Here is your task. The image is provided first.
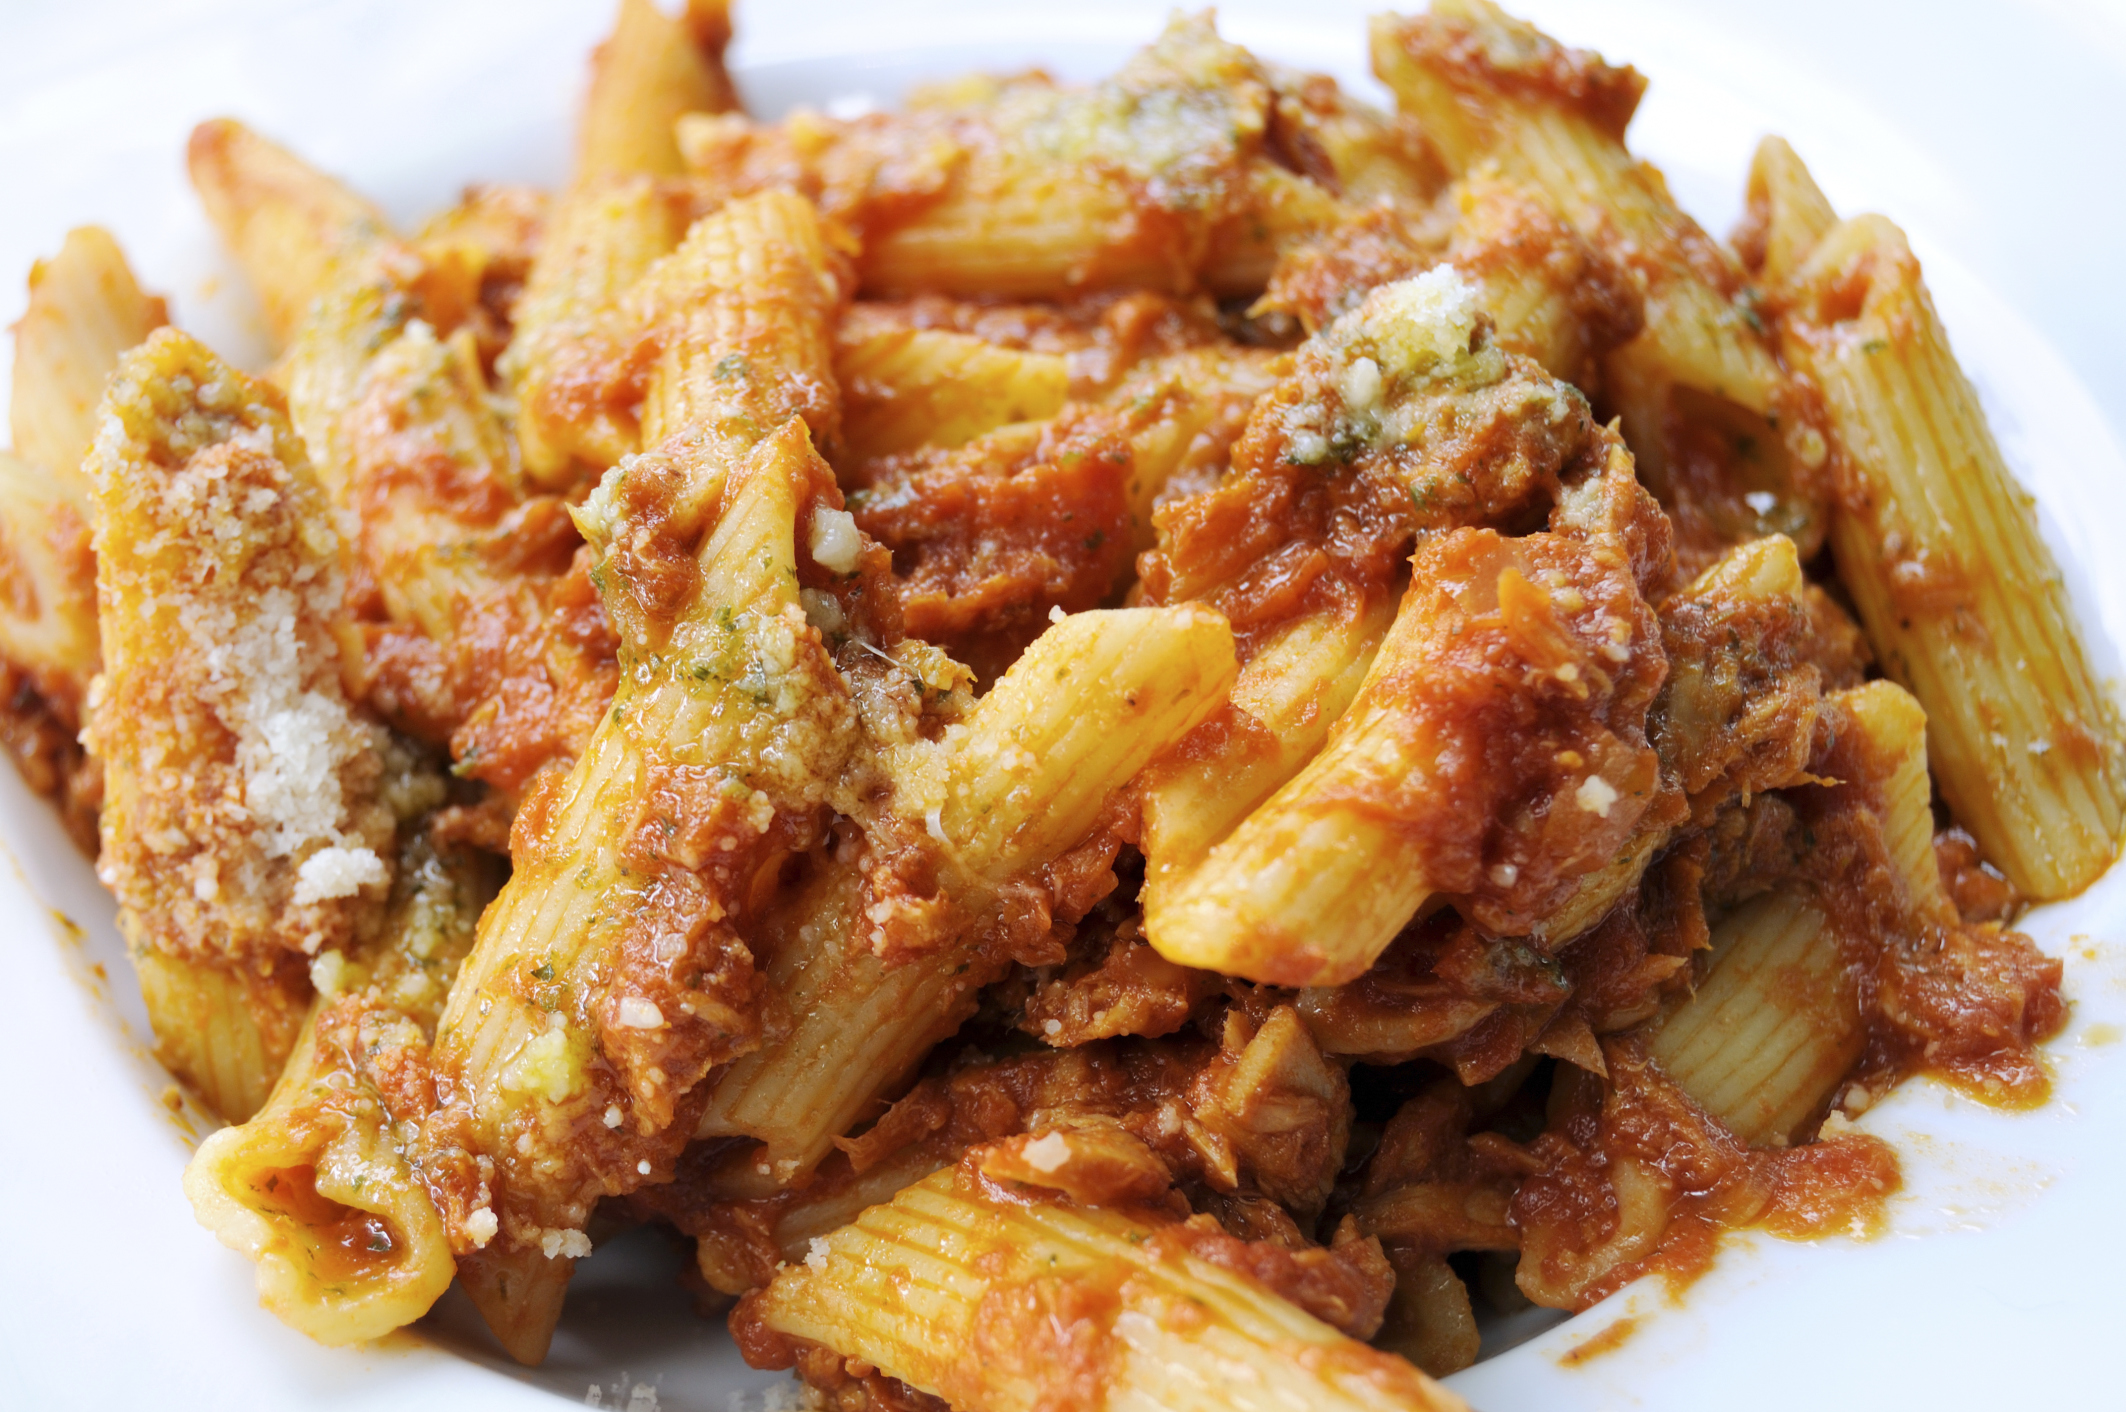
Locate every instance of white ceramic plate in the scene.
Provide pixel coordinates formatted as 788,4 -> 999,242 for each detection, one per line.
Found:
3,2 -> 2124,1407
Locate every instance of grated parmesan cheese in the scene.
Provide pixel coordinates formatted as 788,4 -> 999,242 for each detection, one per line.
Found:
1279,267 -> 1507,466
308,948 -> 356,998
539,1227 -> 593,1260
616,996 -> 666,1029
808,507 -> 863,575
292,845 -> 387,905
503,1024 -> 579,1104
1021,1130 -> 1073,1173
1575,775 -> 1619,817
463,1207 -> 499,1248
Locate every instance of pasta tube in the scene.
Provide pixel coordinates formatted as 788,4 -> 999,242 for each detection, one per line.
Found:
502,0 -> 739,484
1139,593 -> 1396,925
187,119 -> 390,350
577,0 -> 737,181
433,415 -> 852,1362
837,324 -> 1071,461
1643,888 -> 1854,1148
504,176 -> 692,483
414,193 -> 847,1362
10,226 -> 169,481
1734,135 -> 1838,291
679,14 -> 1361,301
191,121 -> 442,526
85,329 -> 399,1119
341,321 -> 620,798
0,228 -> 169,840
0,452 -> 99,728
183,831 -> 487,1345
620,190 -> 843,455
0,228 -> 168,845
1785,214 -> 2125,897
131,950 -> 311,1128
735,1160 -> 1466,1412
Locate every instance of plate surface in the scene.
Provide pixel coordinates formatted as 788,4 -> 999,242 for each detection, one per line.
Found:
2,2 -> 2123,1408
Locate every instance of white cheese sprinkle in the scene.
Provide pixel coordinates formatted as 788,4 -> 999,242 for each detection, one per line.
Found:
463,1207 -> 498,1248
616,996 -> 665,1029
1339,355 -> 1383,411
539,1227 -> 593,1260
291,845 -> 386,905
1022,1131 -> 1073,1174
808,507 -> 862,575
1575,775 -> 1619,817
308,949 -> 352,999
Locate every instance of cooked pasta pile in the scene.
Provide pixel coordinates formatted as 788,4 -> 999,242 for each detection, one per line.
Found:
2,1 -> 2116,1406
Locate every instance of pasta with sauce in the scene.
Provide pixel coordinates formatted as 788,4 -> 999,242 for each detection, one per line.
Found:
0,1 -> 2112,1407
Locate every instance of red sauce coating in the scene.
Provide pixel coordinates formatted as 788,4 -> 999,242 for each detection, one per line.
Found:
850,410 -> 1136,676
1510,1039 -> 1901,1311
245,1164 -> 400,1287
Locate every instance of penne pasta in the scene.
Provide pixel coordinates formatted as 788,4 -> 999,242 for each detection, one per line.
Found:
85,329 -> 402,1120
10,225 -> 169,482
411,192 -> 848,1362
620,190 -> 843,454
430,414 -> 852,1362
0,452 -> 99,727
13,5 -> 2108,1396
183,829 -> 489,1344
836,324 -> 1071,461
734,1152 -> 1467,1412
187,119 -> 391,351
502,0 -> 740,487
0,227 -> 168,846
577,0 -> 738,182
503,177 -> 693,484
1644,887 -> 1855,1148
340,321 -> 618,795
1734,135 -> 1838,292
678,14 -> 1372,302
1784,212 -> 2125,897
133,948 -> 311,1127
410,182 -> 549,372
1140,592 -> 1396,928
